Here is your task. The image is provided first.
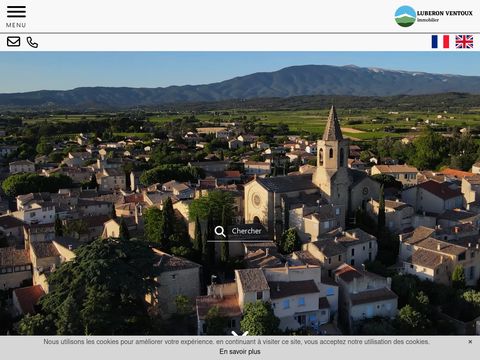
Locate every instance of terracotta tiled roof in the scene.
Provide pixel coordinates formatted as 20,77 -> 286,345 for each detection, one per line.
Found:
13,285 -> 45,314
0,247 -> 31,267
30,241 -> 60,259
196,295 -> 242,320
418,180 -> 461,200
269,280 -> 319,299
350,288 -> 397,306
236,268 -> 269,292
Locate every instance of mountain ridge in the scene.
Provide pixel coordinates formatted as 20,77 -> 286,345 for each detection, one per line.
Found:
1,64 -> 480,110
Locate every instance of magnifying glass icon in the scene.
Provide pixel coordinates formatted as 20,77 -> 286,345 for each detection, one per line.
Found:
214,225 -> 226,238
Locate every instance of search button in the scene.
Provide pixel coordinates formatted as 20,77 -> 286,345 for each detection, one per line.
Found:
214,225 -> 226,238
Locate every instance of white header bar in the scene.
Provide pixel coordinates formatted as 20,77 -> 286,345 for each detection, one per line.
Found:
1,0 -> 479,33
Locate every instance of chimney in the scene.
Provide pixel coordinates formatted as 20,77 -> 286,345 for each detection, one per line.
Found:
437,244 -> 442,251
265,248 -> 270,258
68,244 -> 73,250
276,283 -> 280,292
454,226 -> 460,234
361,263 -> 366,271
477,244 -> 480,250
386,277 -> 392,290
468,243 -> 472,248
353,277 -> 358,294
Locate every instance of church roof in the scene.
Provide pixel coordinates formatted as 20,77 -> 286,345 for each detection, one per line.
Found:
322,106 -> 343,141
256,174 -> 316,193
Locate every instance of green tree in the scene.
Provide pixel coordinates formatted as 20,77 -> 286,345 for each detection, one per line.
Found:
54,215 -> 63,237
396,305 -> 430,335
193,216 -> 203,253
86,173 -> 98,190
240,301 -> 280,335
377,184 -> 385,232
452,265 -> 466,289
278,228 -> 301,254
189,190 -> 234,224
220,206 -> 229,263
18,314 -> 55,335
119,218 -> 130,240
36,141 -> 53,156
411,127 -> 448,170
205,306 -> 228,335
2,173 -> 73,197
18,238 -> 158,335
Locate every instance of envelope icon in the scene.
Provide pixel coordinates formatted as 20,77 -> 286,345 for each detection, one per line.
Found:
7,36 -> 21,47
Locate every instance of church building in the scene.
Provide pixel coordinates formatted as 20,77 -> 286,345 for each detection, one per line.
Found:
244,106 -> 380,238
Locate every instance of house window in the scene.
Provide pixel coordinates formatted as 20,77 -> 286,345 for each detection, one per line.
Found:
329,148 -> 334,158
282,299 -> 290,309
256,291 -> 263,300
351,259 -> 355,266
340,148 -> 345,166
328,258 -> 332,265
369,242 -> 372,249
335,208 -> 340,216
458,252 -> 466,261
298,297 -> 305,306
326,287 -> 335,296
469,266 -> 475,280
351,248 -> 355,256
319,148 -> 324,166
320,310 -> 326,316
228,319 -> 236,328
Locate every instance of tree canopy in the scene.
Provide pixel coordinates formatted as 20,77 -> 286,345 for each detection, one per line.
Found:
189,190 -> 234,223
240,301 -> 280,335
2,173 -> 73,197
140,164 -> 204,185
18,238 -> 159,335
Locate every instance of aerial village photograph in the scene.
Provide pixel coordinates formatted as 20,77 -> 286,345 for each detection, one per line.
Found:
1,51 -> 480,336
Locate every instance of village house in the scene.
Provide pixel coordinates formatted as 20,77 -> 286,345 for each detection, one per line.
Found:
0,144 -> 18,158
302,228 -> 378,277
146,248 -> 202,316
196,265 -> 338,334
371,164 -> 419,187
12,284 -> 45,316
289,203 -> 342,242
0,215 -> 25,243
366,199 -> 414,234
461,175 -> 480,210
0,246 -> 32,290
399,227 -> 480,286
402,180 -> 463,215
334,264 -> 397,332
9,160 -> 35,174
12,193 -> 55,225
243,161 -> 271,176
96,168 -> 126,191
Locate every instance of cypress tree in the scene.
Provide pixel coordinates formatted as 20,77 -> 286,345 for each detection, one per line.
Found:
378,184 -> 386,232
193,216 -> 202,252
220,206 -> 229,263
55,215 -> 63,237
119,218 -> 130,240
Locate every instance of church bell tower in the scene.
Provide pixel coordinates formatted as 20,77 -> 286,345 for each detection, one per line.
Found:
313,106 -> 351,225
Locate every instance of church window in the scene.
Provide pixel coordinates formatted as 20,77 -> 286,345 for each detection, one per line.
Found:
340,148 -> 345,166
329,148 -> 334,158
319,148 -> 324,166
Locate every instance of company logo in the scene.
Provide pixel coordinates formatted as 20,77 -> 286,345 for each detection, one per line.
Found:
395,5 -> 417,27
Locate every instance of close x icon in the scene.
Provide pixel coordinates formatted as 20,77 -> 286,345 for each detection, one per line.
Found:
6,5 -> 26,18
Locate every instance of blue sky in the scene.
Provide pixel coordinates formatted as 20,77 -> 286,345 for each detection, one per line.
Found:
0,52 -> 479,93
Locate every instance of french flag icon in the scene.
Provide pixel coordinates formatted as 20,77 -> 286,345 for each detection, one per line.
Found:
432,35 -> 450,48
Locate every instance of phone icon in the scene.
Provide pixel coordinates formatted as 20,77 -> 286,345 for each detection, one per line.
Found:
26,36 -> 38,48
